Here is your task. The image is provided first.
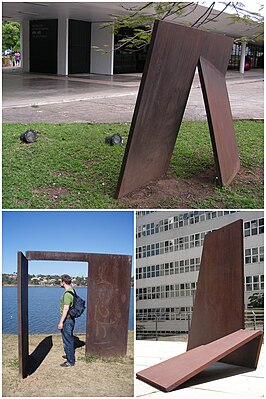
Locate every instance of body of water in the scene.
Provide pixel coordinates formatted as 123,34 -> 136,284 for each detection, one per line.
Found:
3,286 -> 134,334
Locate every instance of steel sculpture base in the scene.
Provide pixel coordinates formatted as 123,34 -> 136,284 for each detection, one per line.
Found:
136,220 -> 263,391
116,20 -> 240,198
18,251 -> 131,378
136,330 -> 263,392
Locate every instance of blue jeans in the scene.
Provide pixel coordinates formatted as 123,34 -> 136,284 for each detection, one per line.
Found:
61,318 -> 75,365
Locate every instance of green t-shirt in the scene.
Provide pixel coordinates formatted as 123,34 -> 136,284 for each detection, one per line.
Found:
60,288 -> 75,315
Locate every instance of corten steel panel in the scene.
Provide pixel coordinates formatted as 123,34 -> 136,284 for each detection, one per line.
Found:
221,332 -> 263,369
86,254 -> 132,356
26,251 -> 89,262
136,329 -> 263,392
198,57 -> 240,185
115,20 -> 239,198
18,252 -> 29,378
187,219 -> 244,351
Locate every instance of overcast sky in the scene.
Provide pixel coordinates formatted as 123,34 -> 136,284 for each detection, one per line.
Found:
3,210 -> 134,276
200,0 -> 263,14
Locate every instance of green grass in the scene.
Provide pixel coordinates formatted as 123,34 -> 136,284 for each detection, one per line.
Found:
2,121 -> 263,209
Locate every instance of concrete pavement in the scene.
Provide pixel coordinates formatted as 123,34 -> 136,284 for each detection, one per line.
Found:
135,339 -> 264,398
2,69 -> 264,123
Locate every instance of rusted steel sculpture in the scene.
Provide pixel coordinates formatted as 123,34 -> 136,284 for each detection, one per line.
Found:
18,251 -> 132,378
136,220 -> 263,392
116,21 -> 240,198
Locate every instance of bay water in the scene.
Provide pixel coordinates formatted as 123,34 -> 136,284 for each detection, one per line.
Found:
3,286 -> 134,334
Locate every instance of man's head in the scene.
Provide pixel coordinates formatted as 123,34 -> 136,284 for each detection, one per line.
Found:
60,274 -> 72,288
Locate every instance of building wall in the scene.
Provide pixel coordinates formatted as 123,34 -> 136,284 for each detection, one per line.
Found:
136,211 -> 264,335
90,22 -> 114,75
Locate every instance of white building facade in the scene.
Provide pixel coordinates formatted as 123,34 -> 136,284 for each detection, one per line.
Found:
136,211 -> 264,336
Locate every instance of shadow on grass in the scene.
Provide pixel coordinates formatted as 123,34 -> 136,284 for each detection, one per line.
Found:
28,336 -> 53,376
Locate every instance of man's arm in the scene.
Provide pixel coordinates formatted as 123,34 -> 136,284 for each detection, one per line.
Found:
58,304 -> 69,330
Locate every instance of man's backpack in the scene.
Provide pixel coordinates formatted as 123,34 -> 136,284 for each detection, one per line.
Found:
64,289 -> 86,318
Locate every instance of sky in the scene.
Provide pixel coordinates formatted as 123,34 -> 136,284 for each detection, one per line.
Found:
200,0 -> 263,14
3,211 -> 134,276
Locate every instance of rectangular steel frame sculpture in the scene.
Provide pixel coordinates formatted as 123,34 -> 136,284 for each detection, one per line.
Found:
18,251 -> 131,378
116,21 -> 240,198
136,220 -> 263,391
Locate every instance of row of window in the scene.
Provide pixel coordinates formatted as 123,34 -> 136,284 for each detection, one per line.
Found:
136,218 -> 264,259
136,211 -> 155,217
136,231 -> 208,259
136,306 -> 193,321
136,282 -> 197,300
245,275 -> 264,291
245,246 -> 264,264
137,275 -> 264,302
136,211 -> 238,238
244,219 -> 264,237
136,257 -> 201,280
136,246 -> 264,281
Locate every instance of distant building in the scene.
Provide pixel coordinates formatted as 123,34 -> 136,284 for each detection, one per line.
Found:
136,211 -> 264,336
3,2 -> 263,75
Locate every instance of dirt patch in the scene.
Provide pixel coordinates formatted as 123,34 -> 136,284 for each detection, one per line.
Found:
3,333 -> 134,397
120,166 -> 263,208
32,186 -> 71,205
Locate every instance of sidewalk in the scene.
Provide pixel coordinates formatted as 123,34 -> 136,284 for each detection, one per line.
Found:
2,69 -> 264,123
135,339 -> 264,398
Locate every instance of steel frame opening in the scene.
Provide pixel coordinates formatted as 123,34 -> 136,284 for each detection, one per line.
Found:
18,251 -> 132,378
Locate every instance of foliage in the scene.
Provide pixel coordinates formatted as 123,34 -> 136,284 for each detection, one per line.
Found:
98,2 -> 264,53
2,274 -> 17,285
248,293 -> 264,308
2,121 -> 263,209
2,273 -> 88,286
2,21 -> 21,51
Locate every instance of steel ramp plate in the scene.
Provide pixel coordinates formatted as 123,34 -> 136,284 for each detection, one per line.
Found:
136,329 -> 263,392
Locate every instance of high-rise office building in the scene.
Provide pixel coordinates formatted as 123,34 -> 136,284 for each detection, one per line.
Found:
136,211 -> 264,336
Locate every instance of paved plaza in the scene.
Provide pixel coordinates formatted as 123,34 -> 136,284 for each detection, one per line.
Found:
2,68 -> 264,123
135,339 -> 264,398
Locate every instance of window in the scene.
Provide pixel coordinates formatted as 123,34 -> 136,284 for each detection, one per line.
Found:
245,248 -> 251,264
245,218 -> 264,237
246,276 -> 252,291
252,248 -> 258,263
259,246 -> 264,262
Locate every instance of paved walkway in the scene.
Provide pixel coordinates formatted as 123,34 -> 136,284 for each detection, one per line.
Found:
2,68 -> 264,123
135,339 -> 264,398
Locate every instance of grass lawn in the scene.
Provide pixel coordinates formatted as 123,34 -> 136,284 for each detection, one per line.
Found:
3,121 -> 263,209
3,332 -> 134,397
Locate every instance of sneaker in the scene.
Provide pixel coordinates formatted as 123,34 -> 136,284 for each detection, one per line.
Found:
62,355 -> 67,359
60,361 -> 75,367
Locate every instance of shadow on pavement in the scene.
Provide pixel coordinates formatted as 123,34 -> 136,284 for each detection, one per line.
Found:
176,361 -> 253,390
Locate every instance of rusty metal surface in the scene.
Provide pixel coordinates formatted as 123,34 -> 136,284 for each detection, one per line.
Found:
187,219 -> 244,351
136,329 -> 263,392
18,251 -> 132,378
26,251 -> 89,262
221,332 -> 263,369
17,252 -> 29,378
86,254 -> 132,356
116,20 -> 239,198
198,57 -> 240,186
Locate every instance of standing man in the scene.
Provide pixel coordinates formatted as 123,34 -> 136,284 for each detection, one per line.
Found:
58,274 -> 75,367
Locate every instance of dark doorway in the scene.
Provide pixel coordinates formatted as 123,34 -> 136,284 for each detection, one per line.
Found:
30,19 -> 58,74
114,28 -> 149,74
68,19 -> 91,74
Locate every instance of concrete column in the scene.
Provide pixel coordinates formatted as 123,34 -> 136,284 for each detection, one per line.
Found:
58,17 -> 68,75
90,22 -> 114,75
239,40 -> 247,74
21,20 -> 30,72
